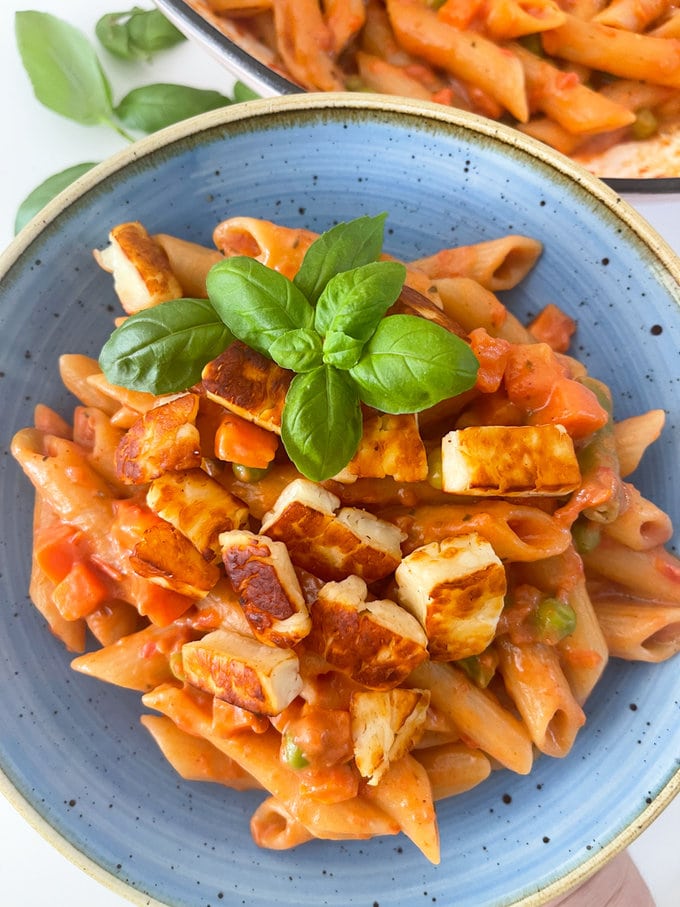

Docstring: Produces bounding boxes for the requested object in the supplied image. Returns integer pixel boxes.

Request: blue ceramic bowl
[0,94,679,907]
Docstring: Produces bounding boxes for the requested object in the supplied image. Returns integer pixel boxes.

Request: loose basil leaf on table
[96,8,186,60]
[99,298,233,394]
[115,84,233,133]
[207,257,316,357]
[14,163,99,235]
[281,366,363,483]
[293,213,388,304]
[350,314,479,413]
[15,11,116,128]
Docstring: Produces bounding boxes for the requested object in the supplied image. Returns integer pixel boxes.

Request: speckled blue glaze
[0,95,678,907]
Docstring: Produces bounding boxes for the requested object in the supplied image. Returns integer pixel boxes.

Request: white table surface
[1,3,678,905]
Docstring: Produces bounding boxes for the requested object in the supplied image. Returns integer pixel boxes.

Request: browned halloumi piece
[201,341,292,434]
[259,478,405,583]
[181,628,302,715]
[307,575,428,689]
[441,424,581,496]
[334,411,428,484]
[147,469,249,564]
[93,221,183,314]
[350,687,430,785]
[396,533,507,662]
[219,529,312,648]
[115,394,201,485]
[129,520,220,598]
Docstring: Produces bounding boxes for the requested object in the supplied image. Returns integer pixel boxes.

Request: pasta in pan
[179,0,680,177]
[11,214,680,863]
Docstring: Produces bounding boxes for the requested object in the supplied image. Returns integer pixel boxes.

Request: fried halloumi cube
[181,628,302,715]
[395,533,507,662]
[441,424,581,496]
[307,575,428,690]
[334,411,428,484]
[147,469,249,564]
[350,688,431,785]
[129,520,220,598]
[220,529,312,648]
[115,394,202,485]
[93,221,183,314]
[260,478,405,583]
[201,341,292,433]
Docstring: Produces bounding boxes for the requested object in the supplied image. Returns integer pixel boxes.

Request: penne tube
[409,235,543,290]
[433,277,509,335]
[541,15,680,88]
[153,233,223,298]
[323,0,366,54]
[603,483,674,551]
[408,662,534,775]
[613,409,665,477]
[271,0,345,91]
[250,797,316,849]
[590,597,680,663]
[582,538,680,604]
[59,354,120,414]
[355,51,432,99]
[593,0,671,31]
[364,754,440,864]
[71,623,193,691]
[513,43,636,135]
[380,501,572,562]
[385,0,529,122]
[496,637,586,757]
[141,714,262,789]
[212,216,317,277]
[414,742,491,800]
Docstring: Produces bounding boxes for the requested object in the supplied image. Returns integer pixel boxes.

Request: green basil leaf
[294,213,387,305]
[281,367,362,481]
[322,331,364,370]
[207,257,314,358]
[315,260,406,338]
[99,298,232,394]
[15,11,114,126]
[96,9,186,60]
[232,81,260,103]
[269,329,323,373]
[349,314,479,413]
[127,8,186,55]
[14,162,98,235]
[115,83,231,132]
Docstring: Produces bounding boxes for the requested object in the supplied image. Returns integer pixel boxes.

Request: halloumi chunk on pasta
[333,411,428,483]
[147,468,249,564]
[93,221,183,314]
[350,688,430,785]
[260,477,404,583]
[202,340,292,433]
[441,424,581,496]
[219,529,312,647]
[396,534,507,661]
[115,393,202,485]
[181,628,302,715]
[307,575,428,689]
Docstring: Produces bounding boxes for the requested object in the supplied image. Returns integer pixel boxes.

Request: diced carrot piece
[214,411,279,469]
[528,303,576,352]
[52,560,111,621]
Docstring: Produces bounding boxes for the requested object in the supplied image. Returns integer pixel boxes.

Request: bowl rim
[153,0,680,194]
[1,92,679,907]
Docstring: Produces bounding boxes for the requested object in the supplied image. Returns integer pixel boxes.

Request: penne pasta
[12,211,679,864]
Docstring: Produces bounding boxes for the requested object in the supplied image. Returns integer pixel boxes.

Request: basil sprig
[99,214,479,481]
